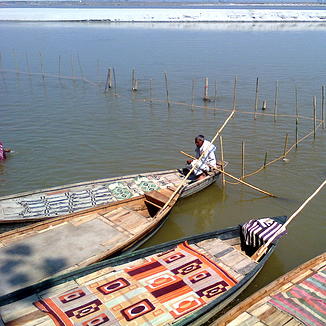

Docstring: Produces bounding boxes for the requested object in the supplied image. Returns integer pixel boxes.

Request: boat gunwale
[0,216,287,310]
[0,169,220,224]
[0,169,179,201]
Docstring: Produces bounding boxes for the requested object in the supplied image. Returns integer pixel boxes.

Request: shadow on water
[0,243,68,294]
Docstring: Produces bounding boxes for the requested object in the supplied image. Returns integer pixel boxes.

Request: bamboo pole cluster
[1,61,324,188]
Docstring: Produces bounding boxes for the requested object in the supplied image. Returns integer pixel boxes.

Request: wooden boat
[0,165,225,230]
[0,163,225,297]
[0,216,287,325]
[214,252,326,326]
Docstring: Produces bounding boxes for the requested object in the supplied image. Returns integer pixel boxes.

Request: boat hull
[0,216,286,326]
[0,168,221,230]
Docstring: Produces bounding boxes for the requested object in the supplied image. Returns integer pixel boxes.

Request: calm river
[0,21,325,315]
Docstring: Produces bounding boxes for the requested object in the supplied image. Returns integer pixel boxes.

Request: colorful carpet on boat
[268,266,326,326]
[34,241,237,326]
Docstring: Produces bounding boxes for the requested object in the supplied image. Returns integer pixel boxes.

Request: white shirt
[186,140,216,176]
[195,139,217,167]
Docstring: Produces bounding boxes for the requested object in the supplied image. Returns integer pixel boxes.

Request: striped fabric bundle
[242,218,287,248]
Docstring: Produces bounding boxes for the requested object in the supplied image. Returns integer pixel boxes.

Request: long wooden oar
[180,151,276,198]
[252,179,326,262]
[155,109,236,219]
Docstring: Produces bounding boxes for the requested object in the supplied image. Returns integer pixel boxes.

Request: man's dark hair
[195,135,205,141]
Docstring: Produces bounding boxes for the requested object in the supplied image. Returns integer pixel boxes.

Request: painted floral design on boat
[2,173,182,220]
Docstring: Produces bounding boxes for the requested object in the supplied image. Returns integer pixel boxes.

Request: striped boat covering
[268,266,326,326]
[242,218,287,248]
[34,241,237,326]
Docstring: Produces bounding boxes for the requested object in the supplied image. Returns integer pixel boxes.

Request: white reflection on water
[2,21,326,31]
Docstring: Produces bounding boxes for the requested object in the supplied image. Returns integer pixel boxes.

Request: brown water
[0,21,325,318]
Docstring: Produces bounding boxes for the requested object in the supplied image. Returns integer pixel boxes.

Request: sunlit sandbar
[0,7,326,22]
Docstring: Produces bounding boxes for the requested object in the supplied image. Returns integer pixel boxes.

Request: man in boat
[184,135,217,181]
[0,142,11,160]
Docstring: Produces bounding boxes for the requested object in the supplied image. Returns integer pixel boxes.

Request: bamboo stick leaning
[252,179,326,262]
[180,151,276,198]
[155,109,236,219]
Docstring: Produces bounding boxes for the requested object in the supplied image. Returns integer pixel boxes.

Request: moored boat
[0,165,225,230]
[214,252,326,326]
[0,216,287,325]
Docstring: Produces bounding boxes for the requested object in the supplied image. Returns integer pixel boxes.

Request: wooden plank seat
[144,188,176,215]
[102,207,151,235]
[144,190,170,207]
[196,237,257,282]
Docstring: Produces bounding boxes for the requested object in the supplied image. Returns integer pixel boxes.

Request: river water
[0,21,325,316]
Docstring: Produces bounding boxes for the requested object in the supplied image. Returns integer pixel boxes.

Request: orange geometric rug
[35,241,237,326]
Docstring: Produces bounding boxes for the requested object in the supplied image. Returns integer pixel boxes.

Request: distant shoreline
[0,7,325,22]
[1,1,326,10]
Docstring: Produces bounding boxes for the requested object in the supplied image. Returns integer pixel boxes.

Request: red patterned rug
[35,241,237,326]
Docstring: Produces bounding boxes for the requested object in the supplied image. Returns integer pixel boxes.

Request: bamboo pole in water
[25,52,31,74]
[180,151,276,197]
[252,180,326,262]
[232,76,237,111]
[321,86,325,129]
[12,49,19,73]
[295,118,299,150]
[219,136,225,186]
[254,77,259,120]
[96,59,100,82]
[70,54,75,80]
[131,69,137,91]
[164,72,170,107]
[191,79,195,109]
[214,80,217,110]
[104,68,111,92]
[149,78,153,104]
[108,68,112,89]
[274,80,278,122]
[112,67,117,95]
[241,141,245,179]
[39,52,45,80]
[313,96,317,138]
[77,54,84,78]
[203,77,209,102]
[159,108,237,215]
[295,86,299,148]
[58,55,61,79]
[263,152,268,168]
[283,133,289,157]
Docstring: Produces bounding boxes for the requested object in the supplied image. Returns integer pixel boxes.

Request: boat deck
[0,187,180,296]
[0,171,182,222]
[0,235,258,326]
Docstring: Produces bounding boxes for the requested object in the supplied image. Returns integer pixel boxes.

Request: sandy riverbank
[0,7,325,22]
